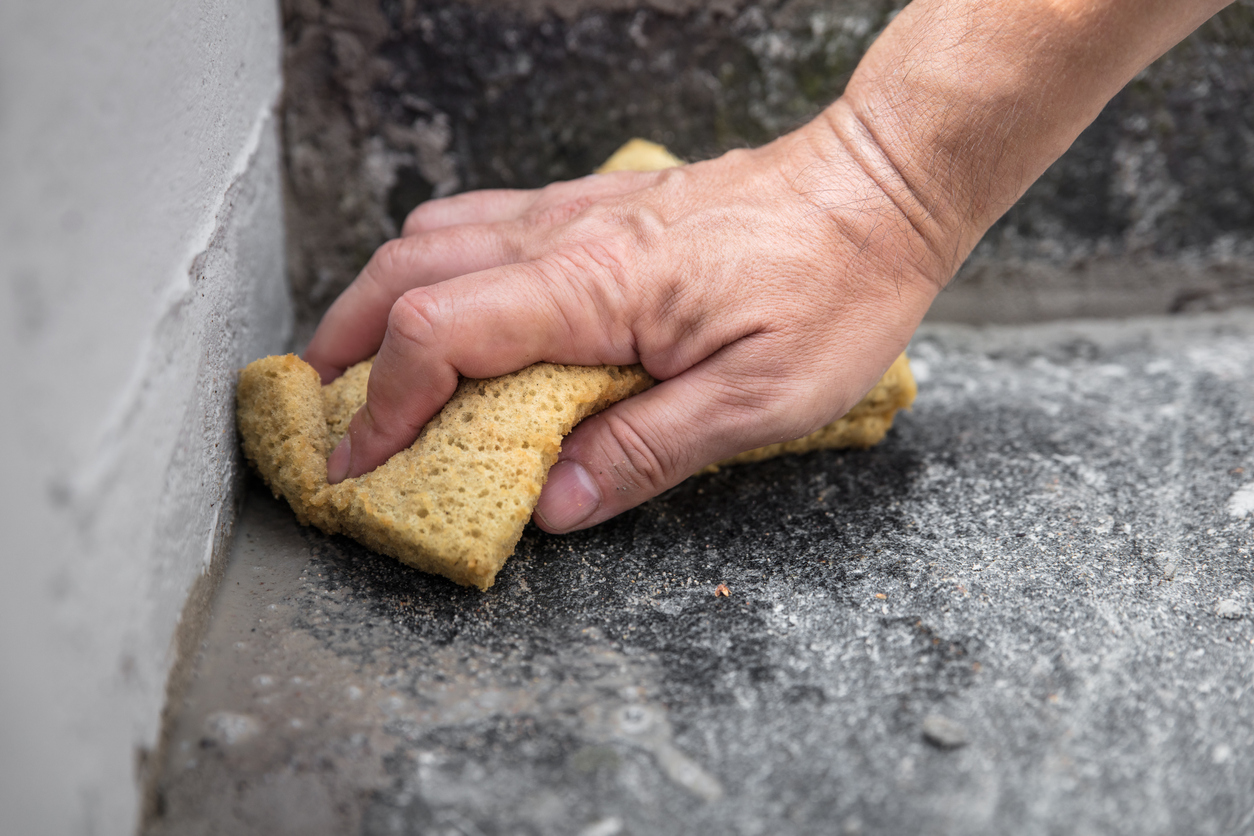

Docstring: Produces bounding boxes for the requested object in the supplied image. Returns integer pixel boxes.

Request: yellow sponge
[238,357,652,589]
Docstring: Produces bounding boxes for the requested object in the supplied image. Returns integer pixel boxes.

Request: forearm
[822,0,1233,276]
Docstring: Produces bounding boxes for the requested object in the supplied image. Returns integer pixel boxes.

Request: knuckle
[528,219,641,299]
[401,203,435,236]
[360,389,419,446]
[356,399,392,438]
[720,380,787,432]
[710,368,822,443]
[773,400,827,441]
[537,236,638,337]
[525,196,596,235]
[596,411,676,497]
[769,381,845,439]
[573,206,659,282]
[526,180,600,228]
[572,232,637,289]
[388,288,442,349]
[368,237,414,285]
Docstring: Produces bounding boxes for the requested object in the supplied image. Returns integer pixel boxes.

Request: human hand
[303,115,946,532]
[305,0,1231,533]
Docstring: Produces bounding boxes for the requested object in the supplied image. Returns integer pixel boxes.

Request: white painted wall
[0,2,290,833]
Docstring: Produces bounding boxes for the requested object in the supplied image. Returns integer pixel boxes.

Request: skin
[305,0,1233,534]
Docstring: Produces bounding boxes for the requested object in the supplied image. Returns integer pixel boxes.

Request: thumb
[533,338,814,532]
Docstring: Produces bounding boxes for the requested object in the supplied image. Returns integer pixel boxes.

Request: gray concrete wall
[281,0,1254,340]
[0,2,290,834]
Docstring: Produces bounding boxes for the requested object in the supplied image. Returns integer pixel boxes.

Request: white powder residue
[1227,483,1254,518]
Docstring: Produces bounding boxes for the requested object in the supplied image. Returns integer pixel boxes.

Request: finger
[304,224,519,382]
[402,190,538,236]
[402,171,664,236]
[325,260,643,484]
[533,336,832,533]
[325,202,780,487]
[310,173,674,383]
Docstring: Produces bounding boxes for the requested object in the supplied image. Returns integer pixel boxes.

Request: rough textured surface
[152,311,1254,836]
[0,2,288,833]
[281,0,1254,341]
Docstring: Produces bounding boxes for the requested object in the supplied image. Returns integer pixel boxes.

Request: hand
[303,0,1230,533]
[303,115,945,532]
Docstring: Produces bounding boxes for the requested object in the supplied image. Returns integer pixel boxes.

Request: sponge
[238,357,653,589]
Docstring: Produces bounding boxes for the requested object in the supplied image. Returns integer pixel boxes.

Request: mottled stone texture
[147,312,1254,836]
[281,0,1254,339]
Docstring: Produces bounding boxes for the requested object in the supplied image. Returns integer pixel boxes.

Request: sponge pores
[238,357,653,589]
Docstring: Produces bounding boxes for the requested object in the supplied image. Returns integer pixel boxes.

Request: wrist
[763,115,946,336]
[826,0,1233,273]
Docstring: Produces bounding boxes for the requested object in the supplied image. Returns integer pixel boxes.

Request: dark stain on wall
[281,0,1254,339]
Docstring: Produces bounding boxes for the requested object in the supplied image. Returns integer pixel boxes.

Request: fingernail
[535,461,601,532]
[327,435,351,484]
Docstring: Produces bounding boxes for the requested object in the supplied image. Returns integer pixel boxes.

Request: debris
[714,583,730,598]
[921,714,968,750]
[1227,483,1254,518]
[203,711,262,746]
[874,593,887,600]
[1216,599,1243,619]
[579,817,624,836]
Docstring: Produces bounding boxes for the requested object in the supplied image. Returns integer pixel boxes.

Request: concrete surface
[0,2,288,833]
[149,311,1254,836]
[280,0,1254,341]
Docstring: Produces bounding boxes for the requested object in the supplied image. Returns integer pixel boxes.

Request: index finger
[326,259,637,483]
[303,223,519,383]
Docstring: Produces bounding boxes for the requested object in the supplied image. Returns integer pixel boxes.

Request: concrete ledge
[0,3,287,832]
[148,311,1254,835]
